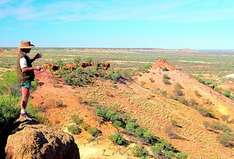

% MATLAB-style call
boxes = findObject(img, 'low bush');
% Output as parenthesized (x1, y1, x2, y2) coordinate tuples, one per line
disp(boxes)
(203, 121, 231, 133)
(163, 74, 170, 80)
(152, 141, 186, 159)
(63, 68, 94, 87)
(87, 127, 102, 138)
(70, 114, 83, 125)
(107, 71, 123, 82)
(96, 106, 186, 157)
(196, 107, 216, 118)
(175, 152, 188, 159)
(131, 145, 148, 158)
(110, 133, 128, 146)
(56, 60, 64, 68)
(96, 107, 126, 128)
(198, 78, 217, 89)
(67, 124, 82, 135)
(141, 63, 152, 73)
(142, 130, 159, 145)
(125, 120, 139, 133)
(57, 59, 130, 86)
(151, 142, 164, 156)
(163, 74, 171, 85)
(162, 67, 169, 71)
(171, 96, 188, 105)
(219, 131, 234, 148)
(223, 90, 231, 98)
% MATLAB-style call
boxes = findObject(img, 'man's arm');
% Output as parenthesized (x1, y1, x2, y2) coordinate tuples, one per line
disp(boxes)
(30, 57, 36, 63)
(30, 53, 42, 63)
(21, 67, 34, 73)
(22, 66, 41, 73)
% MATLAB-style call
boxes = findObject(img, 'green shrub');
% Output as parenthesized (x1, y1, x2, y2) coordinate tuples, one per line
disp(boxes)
(126, 120, 139, 133)
(56, 60, 64, 68)
(223, 90, 231, 98)
(142, 130, 158, 145)
(96, 107, 126, 128)
(95, 106, 185, 156)
(110, 133, 128, 146)
(113, 120, 125, 128)
(198, 78, 217, 89)
(0, 96, 20, 131)
(107, 71, 122, 82)
(175, 152, 188, 159)
(132, 145, 148, 158)
(63, 68, 93, 87)
(67, 124, 82, 135)
(151, 143, 164, 156)
(70, 114, 83, 125)
(164, 150, 175, 158)
(87, 127, 102, 138)
(135, 127, 145, 138)
(219, 131, 234, 148)
(141, 63, 152, 72)
(158, 139, 177, 152)
(152, 142, 185, 159)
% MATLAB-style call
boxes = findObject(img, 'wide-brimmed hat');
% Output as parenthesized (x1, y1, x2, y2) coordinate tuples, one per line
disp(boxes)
(19, 41, 35, 49)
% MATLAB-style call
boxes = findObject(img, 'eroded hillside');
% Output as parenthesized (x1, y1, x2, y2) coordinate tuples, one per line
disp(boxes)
(29, 59, 234, 159)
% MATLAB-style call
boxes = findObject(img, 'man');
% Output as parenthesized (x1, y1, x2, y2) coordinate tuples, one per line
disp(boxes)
(17, 41, 42, 121)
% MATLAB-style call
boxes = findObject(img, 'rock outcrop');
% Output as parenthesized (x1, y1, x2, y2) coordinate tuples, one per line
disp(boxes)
(5, 122, 80, 159)
(152, 58, 176, 71)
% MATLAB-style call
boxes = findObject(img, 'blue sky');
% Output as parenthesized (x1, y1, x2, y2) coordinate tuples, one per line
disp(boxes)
(0, 0, 234, 49)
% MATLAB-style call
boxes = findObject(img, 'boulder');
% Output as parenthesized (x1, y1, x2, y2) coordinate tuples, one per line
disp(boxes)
(5, 123, 80, 159)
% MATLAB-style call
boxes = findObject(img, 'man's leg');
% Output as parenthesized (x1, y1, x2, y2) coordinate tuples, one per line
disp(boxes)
(20, 87, 31, 119)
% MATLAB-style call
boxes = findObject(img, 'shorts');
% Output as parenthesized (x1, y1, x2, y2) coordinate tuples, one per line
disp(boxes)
(21, 80, 32, 89)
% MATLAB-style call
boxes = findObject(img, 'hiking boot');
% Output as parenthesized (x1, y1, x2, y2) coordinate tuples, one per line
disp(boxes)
(20, 112, 33, 121)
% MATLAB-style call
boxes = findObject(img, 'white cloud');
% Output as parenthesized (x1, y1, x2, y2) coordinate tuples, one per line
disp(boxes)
(0, 0, 234, 22)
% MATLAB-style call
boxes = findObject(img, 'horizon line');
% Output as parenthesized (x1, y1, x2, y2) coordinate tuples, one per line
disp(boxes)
(1, 47, 234, 51)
